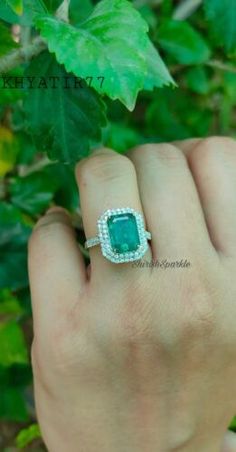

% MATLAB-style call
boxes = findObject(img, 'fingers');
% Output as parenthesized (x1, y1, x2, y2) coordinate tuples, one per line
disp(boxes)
(172, 138, 201, 153)
(28, 207, 87, 332)
(128, 144, 214, 260)
(221, 431, 236, 452)
(177, 137, 236, 257)
(75, 148, 152, 276)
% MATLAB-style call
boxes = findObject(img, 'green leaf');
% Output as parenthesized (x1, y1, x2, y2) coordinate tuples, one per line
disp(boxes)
(223, 72, 236, 102)
(137, 4, 157, 30)
(158, 19, 211, 64)
(185, 67, 210, 94)
(144, 40, 176, 90)
(0, 321, 28, 367)
(10, 170, 58, 215)
(43, 163, 79, 210)
(6, 0, 23, 15)
(0, 363, 32, 388)
(204, 0, 236, 52)
(0, 202, 32, 290)
(0, 2, 19, 24)
(36, 0, 174, 111)
(1, 0, 46, 25)
(16, 423, 41, 449)
(69, 0, 93, 24)
(0, 289, 24, 316)
(22, 0, 47, 22)
(145, 87, 213, 141)
(24, 51, 107, 163)
(44, 0, 62, 12)
(23, 0, 62, 17)
(103, 122, 142, 153)
(0, 67, 25, 106)
(0, 387, 28, 421)
(16, 133, 37, 165)
(0, 21, 18, 56)
(0, 0, 59, 25)
(230, 416, 236, 431)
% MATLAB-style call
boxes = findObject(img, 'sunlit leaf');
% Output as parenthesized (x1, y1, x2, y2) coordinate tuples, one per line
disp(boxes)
(16, 423, 41, 449)
(36, 0, 174, 110)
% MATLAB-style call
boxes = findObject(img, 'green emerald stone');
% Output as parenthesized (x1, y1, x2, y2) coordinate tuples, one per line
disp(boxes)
(107, 213, 140, 254)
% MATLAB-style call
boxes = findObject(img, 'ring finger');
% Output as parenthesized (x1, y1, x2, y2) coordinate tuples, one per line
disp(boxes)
(75, 148, 152, 278)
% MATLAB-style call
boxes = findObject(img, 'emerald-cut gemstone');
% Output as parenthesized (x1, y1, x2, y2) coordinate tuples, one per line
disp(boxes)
(107, 213, 140, 254)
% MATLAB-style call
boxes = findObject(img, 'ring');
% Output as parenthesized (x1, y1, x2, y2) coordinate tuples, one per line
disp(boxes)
(85, 207, 151, 264)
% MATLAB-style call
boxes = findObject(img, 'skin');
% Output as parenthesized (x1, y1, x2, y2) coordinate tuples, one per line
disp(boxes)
(28, 138, 236, 452)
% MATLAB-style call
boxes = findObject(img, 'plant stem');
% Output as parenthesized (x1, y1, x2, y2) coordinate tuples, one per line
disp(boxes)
(18, 156, 51, 177)
(0, 36, 46, 74)
(56, 0, 70, 22)
(206, 60, 236, 74)
(170, 60, 236, 76)
(173, 0, 202, 20)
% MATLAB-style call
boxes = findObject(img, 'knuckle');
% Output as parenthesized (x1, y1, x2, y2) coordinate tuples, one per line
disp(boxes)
(32, 324, 74, 374)
(78, 152, 135, 185)
(155, 143, 187, 164)
(31, 338, 38, 370)
(190, 136, 236, 163)
(202, 135, 236, 149)
(31, 337, 46, 380)
(129, 143, 156, 160)
(29, 220, 70, 247)
(31, 338, 59, 396)
(130, 143, 186, 166)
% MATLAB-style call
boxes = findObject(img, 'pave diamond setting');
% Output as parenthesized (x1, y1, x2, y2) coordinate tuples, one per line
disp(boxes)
(98, 208, 149, 264)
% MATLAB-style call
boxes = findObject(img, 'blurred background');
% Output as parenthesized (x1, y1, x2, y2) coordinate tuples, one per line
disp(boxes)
(1, 0, 236, 449)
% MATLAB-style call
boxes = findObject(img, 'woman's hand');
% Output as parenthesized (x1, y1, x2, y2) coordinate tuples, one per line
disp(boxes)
(28, 138, 236, 452)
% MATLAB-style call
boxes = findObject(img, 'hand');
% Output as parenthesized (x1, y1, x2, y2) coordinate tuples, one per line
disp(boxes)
(28, 138, 236, 452)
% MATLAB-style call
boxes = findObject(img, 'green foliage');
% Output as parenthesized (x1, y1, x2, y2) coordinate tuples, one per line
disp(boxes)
(16, 423, 41, 448)
(44, 0, 63, 12)
(185, 67, 210, 95)
(9, 170, 57, 214)
(36, 0, 173, 111)
(69, 0, 93, 24)
(158, 20, 210, 64)
(6, 0, 23, 15)
(0, 202, 32, 290)
(0, 0, 236, 447)
(0, 289, 24, 316)
(0, 321, 28, 367)
(230, 416, 236, 432)
(204, 0, 236, 52)
(0, 2, 20, 24)
(24, 51, 107, 163)
(0, 387, 28, 422)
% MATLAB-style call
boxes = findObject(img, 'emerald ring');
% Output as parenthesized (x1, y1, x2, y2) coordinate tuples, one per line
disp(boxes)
(85, 207, 151, 264)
